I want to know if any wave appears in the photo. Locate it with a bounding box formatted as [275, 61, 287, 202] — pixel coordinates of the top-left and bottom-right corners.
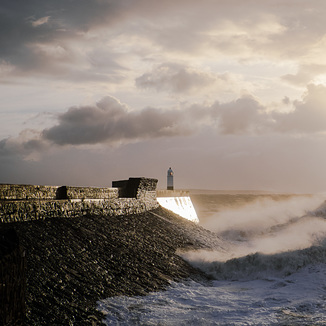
[181, 195, 326, 281]
[182, 244, 326, 281]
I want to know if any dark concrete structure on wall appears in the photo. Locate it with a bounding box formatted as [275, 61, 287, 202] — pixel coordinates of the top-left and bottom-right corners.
[112, 177, 157, 199]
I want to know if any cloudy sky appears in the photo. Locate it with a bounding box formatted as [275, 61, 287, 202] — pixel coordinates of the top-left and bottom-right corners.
[1, 0, 326, 193]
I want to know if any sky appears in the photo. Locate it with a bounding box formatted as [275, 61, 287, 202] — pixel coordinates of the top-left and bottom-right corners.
[1, 0, 326, 193]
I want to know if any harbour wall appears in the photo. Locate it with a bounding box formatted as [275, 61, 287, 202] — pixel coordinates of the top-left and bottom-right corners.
[0, 179, 199, 224]
[0, 178, 159, 224]
[0, 178, 201, 325]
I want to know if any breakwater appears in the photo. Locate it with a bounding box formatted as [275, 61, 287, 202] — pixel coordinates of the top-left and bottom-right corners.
[0, 177, 213, 325]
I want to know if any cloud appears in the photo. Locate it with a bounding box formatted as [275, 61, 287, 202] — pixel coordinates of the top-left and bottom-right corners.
[136, 63, 221, 94]
[42, 85, 326, 146]
[31, 16, 50, 27]
[42, 96, 193, 145]
[1, 0, 326, 89]
[0, 0, 132, 80]
[282, 64, 326, 86]
[2, 84, 326, 161]
[274, 84, 326, 133]
[212, 96, 271, 134]
[42, 95, 272, 147]
[0, 94, 266, 159]
[0, 130, 49, 161]
[127, 0, 326, 64]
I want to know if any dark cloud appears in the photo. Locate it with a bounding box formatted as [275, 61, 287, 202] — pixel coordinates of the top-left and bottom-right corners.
[52, 86, 326, 143]
[0, 95, 265, 157]
[0, 132, 48, 160]
[42, 96, 192, 145]
[0, 0, 132, 79]
[0, 1, 67, 67]
[212, 96, 270, 134]
[42, 95, 272, 147]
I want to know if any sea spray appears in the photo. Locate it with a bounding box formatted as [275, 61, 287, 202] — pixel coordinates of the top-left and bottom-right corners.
[181, 195, 326, 279]
[200, 195, 324, 237]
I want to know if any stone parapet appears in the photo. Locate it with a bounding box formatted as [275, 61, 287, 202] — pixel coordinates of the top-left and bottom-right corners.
[0, 184, 57, 200]
[56, 186, 118, 200]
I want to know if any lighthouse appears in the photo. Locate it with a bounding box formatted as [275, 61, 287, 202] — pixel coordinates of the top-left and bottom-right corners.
[167, 167, 174, 190]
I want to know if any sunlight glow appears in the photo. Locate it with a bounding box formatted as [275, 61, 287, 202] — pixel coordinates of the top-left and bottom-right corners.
[157, 196, 199, 223]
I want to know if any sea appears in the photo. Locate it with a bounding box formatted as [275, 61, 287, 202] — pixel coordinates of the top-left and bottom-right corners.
[98, 192, 326, 325]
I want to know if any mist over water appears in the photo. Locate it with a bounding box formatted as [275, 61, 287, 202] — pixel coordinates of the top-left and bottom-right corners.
[100, 193, 326, 325]
[182, 194, 326, 279]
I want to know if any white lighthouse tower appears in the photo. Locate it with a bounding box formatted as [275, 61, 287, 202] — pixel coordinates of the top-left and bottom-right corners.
[167, 167, 174, 190]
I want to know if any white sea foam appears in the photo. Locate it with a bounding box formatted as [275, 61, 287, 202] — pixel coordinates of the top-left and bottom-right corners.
[182, 244, 326, 281]
[99, 264, 326, 325]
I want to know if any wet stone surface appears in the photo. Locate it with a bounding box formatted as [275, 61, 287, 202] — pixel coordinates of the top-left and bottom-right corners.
[0, 207, 218, 325]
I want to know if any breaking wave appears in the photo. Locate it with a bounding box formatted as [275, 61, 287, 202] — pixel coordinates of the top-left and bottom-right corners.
[182, 196, 326, 281]
[182, 244, 326, 281]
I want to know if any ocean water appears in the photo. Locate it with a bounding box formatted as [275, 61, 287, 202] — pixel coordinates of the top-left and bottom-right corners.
[98, 193, 326, 325]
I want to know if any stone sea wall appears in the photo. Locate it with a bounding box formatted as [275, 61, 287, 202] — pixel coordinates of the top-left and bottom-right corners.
[56, 186, 118, 200]
[0, 177, 209, 325]
[0, 177, 159, 224]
